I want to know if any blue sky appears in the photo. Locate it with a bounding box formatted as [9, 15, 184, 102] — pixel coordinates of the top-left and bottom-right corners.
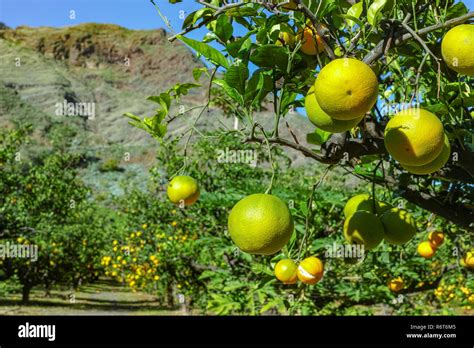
[0, 0, 226, 42]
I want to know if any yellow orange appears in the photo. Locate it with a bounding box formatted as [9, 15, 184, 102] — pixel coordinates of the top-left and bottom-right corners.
[388, 277, 404, 292]
[417, 241, 436, 259]
[305, 86, 364, 133]
[384, 108, 444, 166]
[274, 259, 298, 284]
[228, 194, 294, 255]
[441, 24, 474, 76]
[314, 58, 378, 120]
[402, 134, 451, 175]
[297, 256, 324, 285]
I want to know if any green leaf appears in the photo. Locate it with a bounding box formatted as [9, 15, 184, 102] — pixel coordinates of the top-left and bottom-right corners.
[193, 67, 208, 82]
[171, 83, 201, 98]
[226, 30, 255, 57]
[213, 79, 244, 105]
[147, 93, 171, 116]
[346, 1, 363, 27]
[423, 103, 448, 115]
[182, 8, 213, 30]
[341, 14, 365, 29]
[226, 6, 258, 17]
[214, 15, 233, 42]
[177, 35, 229, 68]
[225, 63, 249, 94]
[250, 45, 288, 70]
[244, 70, 272, 107]
[306, 128, 331, 145]
[446, 2, 468, 19]
[367, 0, 387, 27]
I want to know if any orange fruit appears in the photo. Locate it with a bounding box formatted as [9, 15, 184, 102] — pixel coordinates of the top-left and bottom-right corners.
[314, 58, 378, 120]
[384, 108, 444, 166]
[274, 259, 298, 284]
[167, 175, 200, 205]
[298, 25, 326, 56]
[428, 231, 445, 248]
[380, 208, 417, 245]
[461, 251, 474, 269]
[343, 193, 393, 218]
[388, 277, 404, 292]
[276, 31, 295, 47]
[417, 241, 436, 259]
[441, 24, 474, 76]
[228, 194, 294, 255]
[343, 211, 384, 250]
[401, 134, 451, 175]
[305, 86, 364, 133]
[297, 256, 324, 285]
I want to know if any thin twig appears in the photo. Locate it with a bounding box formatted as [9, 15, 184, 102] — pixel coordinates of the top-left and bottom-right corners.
[297, 165, 333, 261]
[168, 2, 248, 42]
[363, 11, 474, 64]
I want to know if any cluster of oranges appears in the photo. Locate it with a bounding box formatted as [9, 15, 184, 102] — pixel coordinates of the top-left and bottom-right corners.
[102, 221, 197, 290]
[417, 231, 445, 259]
[274, 257, 324, 285]
[434, 277, 474, 309]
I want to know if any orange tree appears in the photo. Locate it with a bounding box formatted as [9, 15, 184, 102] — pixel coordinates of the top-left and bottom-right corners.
[122, 0, 473, 313]
[0, 125, 115, 302]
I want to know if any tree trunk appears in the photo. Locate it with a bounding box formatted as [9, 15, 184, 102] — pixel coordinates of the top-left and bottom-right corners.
[167, 282, 174, 308]
[22, 283, 32, 303]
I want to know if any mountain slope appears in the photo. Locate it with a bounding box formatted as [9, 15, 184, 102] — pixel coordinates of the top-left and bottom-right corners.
[0, 23, 313, 166]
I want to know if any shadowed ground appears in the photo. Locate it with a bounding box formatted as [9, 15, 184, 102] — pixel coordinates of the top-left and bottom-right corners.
[0, 279, 189, 315]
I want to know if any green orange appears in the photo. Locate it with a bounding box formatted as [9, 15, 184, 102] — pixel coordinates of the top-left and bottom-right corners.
[228, 194, 294, 255]
[343, 210, 384, 250]
[167, 175, 200, 205]
[380, 208, 416, 245]
[305, 86, 364, 133]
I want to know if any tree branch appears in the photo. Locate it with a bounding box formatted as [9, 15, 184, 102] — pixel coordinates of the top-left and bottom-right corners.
[293, 0, 336, 60]
[363, 11, 474, 64]
[399, 188, 474, 231]
[167, 1, 248, 42]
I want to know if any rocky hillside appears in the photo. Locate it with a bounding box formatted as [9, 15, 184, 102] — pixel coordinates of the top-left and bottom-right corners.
[0, 23, 312, 167]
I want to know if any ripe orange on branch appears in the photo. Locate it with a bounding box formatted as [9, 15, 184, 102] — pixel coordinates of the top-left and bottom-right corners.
[297, 256, 324, 285]
[274, 259, 298, 284]
[428, 231, 445, 248]
[441, 24, 474, 76]
[305, 86, 364, 133]
[417, 241, 436, 259]
[314, 58, 379, 120]
[298, 25, 326, 56]
[388, 277, 405, 292]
